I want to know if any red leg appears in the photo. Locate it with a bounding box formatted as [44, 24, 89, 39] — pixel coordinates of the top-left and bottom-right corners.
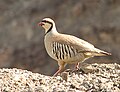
[53, 66, 64, 76]
[74, 62, 80, 70]
[53, 61, 66, 76]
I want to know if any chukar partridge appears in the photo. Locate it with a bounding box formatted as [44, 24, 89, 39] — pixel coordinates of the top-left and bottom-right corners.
[38, 18, 111, 76]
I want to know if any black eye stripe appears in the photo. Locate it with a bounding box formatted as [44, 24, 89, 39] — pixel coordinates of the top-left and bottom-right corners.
[42, 20, 47, 23]
[42, 20, 52, 24]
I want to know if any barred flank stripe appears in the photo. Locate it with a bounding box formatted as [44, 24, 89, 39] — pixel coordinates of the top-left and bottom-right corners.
[56, 42, 59, 52]
[61, 44, 65, 59]
[55, 42, 57, 54]
[56, 53, 59, 59]
[55, 42, 59, 59]
[67, 45, 71, 57]
[59, 44, 62, 59]
[65, 44, 69, 57]
[71, 46, 76, 56]
[52, 42, 77, 60]
[52, 42, 55, 54]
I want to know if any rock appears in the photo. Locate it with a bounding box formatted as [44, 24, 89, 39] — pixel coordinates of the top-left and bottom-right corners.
[0, 63, 120, 92]
[0, 0, 119, 75]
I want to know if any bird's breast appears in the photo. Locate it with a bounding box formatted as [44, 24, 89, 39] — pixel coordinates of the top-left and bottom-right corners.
[44, 36, 54, 59]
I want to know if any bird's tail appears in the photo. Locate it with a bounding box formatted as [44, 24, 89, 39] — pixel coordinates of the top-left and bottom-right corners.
[93, 48, 111, 56]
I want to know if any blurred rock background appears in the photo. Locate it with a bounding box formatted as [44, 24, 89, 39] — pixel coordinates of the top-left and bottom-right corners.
[0, 0, 119, 75]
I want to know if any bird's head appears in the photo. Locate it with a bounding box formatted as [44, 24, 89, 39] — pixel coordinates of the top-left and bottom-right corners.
[38, 18, 56, 33]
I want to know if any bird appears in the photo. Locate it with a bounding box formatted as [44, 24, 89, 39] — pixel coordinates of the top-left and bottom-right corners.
[38, 18, 111, 76]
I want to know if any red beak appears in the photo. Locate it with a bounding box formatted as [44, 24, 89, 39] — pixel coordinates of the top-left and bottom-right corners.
[38, 22, 44, 26]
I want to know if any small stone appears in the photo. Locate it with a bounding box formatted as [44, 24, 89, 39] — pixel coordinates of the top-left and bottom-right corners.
[61, 72, 68, 81]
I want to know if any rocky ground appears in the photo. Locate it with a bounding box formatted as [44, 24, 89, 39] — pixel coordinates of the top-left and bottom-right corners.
[0, 63, 119, 92]
[0, 0, 120, 75]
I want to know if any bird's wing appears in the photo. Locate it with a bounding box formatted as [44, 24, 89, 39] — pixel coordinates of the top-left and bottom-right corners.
[51, 33, 111, 58]
[53, 33, 95, 53]
[53, 33, 111, 56]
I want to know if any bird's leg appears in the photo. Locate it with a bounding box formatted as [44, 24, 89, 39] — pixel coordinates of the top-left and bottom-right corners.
[53, 61, 66, 77]
[53, 66, 64, 76]
[74, 62, 80, 70]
